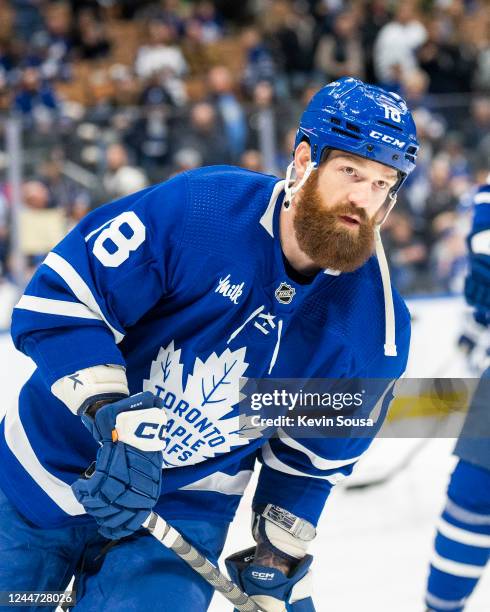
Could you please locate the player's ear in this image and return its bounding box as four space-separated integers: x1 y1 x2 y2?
293 141 312 180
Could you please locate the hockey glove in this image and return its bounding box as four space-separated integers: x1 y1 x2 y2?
465 228 490 318
225 547 315 612
457 311 490 375
72 391 166 539
226 505 316 611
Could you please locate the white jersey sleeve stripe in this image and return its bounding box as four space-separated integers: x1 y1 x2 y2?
261 442 348 485
276 428 362 470
3 398 85 516
430 551 486 578
474 192 490 205
445 499 490 525
15 296 102 321
180 470 253 496
437 518 490 548
425 592 468 611
44 252 124 344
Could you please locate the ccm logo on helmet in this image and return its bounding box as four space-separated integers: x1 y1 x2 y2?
369 131 406 149
134 422 166 440
251 571 275 581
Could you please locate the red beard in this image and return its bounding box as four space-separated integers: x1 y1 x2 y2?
293 171 376 273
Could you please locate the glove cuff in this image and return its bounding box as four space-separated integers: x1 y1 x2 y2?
253 505 316 561
51 365 129 415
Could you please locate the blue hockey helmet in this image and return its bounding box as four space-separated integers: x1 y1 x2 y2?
294 77 419 193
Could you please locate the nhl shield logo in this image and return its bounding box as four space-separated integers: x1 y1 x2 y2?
275 282 296 304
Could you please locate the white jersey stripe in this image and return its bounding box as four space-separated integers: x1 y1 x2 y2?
180 470 253 496
474 191 490 205
445 499 490 525
44 252 124 343
3 400 85 516
430 551 486 578
16 295 102 321
437 518 490 548
259 180 285 238
276 428 361 470
425 592 468 611
261 442 347 485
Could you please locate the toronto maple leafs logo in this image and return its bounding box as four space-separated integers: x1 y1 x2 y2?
143 341 267 468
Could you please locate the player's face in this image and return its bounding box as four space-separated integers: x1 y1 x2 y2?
293 151 398 272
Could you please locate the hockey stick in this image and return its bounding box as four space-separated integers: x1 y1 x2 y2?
142 511 262 612
76 463 261 611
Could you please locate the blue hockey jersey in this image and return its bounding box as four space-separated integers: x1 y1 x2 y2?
1 166 411 529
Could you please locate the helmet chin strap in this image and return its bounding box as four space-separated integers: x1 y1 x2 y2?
283 160 316 209
376 191 397 226
374 191 398 357
374 221 397 357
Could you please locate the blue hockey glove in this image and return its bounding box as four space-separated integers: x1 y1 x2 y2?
72 391 166 539
457 312 490 375
225 547 315 612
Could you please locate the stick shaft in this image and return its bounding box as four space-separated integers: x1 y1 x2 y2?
143 512 261 612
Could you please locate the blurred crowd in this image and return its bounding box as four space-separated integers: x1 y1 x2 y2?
0 0 489 305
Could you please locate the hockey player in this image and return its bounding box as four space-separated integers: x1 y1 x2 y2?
425 181 490 612
0 77 418 611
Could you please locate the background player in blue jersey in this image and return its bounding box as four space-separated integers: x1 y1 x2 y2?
425 180 490 612
0 77 419 611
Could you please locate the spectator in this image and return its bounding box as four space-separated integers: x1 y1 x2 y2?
19 180 66 270
22 180 50 211
11 0 45 42
192 0 224 44
181 19 218 76
135 18 187 81
13 67 60 129
240 26 276 97
382 211 428 294
246 80 295 173
176 101 231 167
135 18 187 107
463 97 490 163
73 7 111 61
108 64 141 108
469 2 490 90
262 0 315 93
33 1 73 80
207 65 247 162
431 222 468 294
373 2 427 88
124 85 175 182
314 9 365 81
400 69 431 112
103 143 149 200
359 0 391 82
38 149 92 215
417 16 476 95
423 157 460 242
